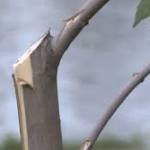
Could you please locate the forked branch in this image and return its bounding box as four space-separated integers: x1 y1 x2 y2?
15 0 150 150
13 1 111 150
80 63 150 150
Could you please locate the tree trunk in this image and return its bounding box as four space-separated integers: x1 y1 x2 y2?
12 0 150 149
13 0 110 150
13 33 63 150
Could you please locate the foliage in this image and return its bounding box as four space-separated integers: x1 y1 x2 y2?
0 135 21 150
0 135 146 150
64 136 145 150
134 0 150 27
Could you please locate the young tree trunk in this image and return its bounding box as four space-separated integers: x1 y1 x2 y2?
13 0 150 149
13 33 63 150
12 0 110 150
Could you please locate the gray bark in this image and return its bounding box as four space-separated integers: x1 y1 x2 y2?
13 0 150 149
80 64 150 150
13 0 110 149
12 0 113 150
13 33 63 150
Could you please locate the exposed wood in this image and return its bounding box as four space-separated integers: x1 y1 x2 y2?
13 32 63 150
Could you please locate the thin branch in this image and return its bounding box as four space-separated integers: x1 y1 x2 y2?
80 63 150 150
52 0 110 60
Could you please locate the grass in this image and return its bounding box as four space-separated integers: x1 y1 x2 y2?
64 136 145 150
0 135 21 150
0 134 146 150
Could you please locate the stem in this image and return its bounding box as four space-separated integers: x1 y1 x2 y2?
81 63 150 150
52 0 110 59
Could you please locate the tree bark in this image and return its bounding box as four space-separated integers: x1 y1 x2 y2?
13 33 63 150
13 0 150 149
13 0 110 150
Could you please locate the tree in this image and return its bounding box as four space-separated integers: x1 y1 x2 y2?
12 0 150 150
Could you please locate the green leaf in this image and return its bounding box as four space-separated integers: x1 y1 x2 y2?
133 0 150 27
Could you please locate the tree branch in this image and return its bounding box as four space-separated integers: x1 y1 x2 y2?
52 0 110 60
80 63 150 150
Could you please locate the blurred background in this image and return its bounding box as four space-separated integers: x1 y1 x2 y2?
0 0 150 149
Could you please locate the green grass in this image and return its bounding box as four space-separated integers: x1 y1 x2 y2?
0 134 146 150
65 136 145 150
0 135 21 150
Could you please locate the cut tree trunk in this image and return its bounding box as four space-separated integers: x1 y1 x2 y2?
13 0 110 150
13 32 63 150
12 0 150 150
